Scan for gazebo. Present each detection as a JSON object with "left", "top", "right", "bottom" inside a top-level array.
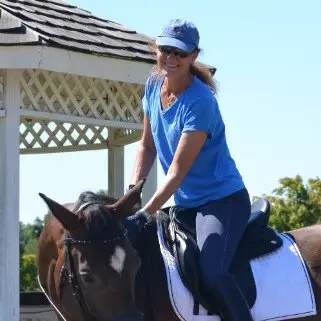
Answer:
[{"left": 0, "top": 1, "right": 158, "bottom": 319}]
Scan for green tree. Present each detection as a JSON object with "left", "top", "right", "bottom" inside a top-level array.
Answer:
[
  {"left": 32, "top": 217, "right": 44, "bottom": 238},
  {"left": 263, "top": 175, "right": 321, "bottom": 231},
  {"left": 20, "top": 222, "right": 38, "bottom": 254},
  {"left": 20, "top": 217, "right": 45, "bottom": 291},
  {"left": 20, "top": 254, "right": 39, "bottom": 291}
]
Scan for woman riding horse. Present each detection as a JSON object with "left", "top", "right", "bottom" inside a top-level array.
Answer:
[{"left": 128, "top": 18, "right": 253, "bottom": 321}]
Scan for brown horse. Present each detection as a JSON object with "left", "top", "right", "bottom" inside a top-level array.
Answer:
[{"left": 37, "top": 180, "right": 321, "bottom": 321}]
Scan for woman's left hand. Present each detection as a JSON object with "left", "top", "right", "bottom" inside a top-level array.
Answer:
[{"left": 123, "top": 209, "right": 153, "bottom": 245}]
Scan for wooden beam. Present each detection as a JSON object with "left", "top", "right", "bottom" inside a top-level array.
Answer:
[
  {"left": 0, "top": 46, "right": 153, "bottom": 85},
  {"left": 20, "top": 143, "right": 109, "bottom": 155},
  {"left": 20, "top": 109, "right": 143, "bottom": 130},
  {"left": 0, "top": 69, "right": 21, "bottom": 321}
]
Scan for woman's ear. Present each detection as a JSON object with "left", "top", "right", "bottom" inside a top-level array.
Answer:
[{"left": 191, "top": 50, "right": 199, "bottom": 62}]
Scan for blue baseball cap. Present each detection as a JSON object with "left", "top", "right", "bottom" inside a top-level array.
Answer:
[{"left": 156, "top": 19, "right": 200, "bottom": 53}]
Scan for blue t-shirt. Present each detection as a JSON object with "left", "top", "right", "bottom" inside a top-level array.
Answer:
[{"left": 143, "top": 74, "right": 245, "bottom": 207}]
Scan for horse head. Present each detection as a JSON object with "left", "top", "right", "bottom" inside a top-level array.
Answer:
[{"left": 38, "top": 180, "right": 145, "bottom": 321}]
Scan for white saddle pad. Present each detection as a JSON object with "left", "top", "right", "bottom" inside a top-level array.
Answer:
[{"left": 157, "top": 222, "right": 316, "bottom": 321}]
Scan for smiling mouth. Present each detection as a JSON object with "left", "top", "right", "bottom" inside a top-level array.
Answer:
[{"left": 165, "top": 63, "right": 179, "bottom": 68}]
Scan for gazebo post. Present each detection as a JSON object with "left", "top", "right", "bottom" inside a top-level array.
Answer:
[
  {"left": 0, "top": 69, "right": 21, "bottom": 321},
  {"left": 108, "top": 145, "right": 125, "bottom": 198}
]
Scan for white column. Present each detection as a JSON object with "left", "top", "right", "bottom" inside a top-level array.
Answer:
[
  {"left": 142, "top": 160, "right": 157, "bottom": 206},
  {"left": 108, "top": 146, "right": 124, "bottom": 198},
  {"left": 0, "top": 70, "right": 21, "bottom": 321}
]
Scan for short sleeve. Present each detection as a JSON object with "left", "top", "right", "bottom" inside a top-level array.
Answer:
[
  {"left": 182, "top": 96, "right": 218, "bottom": 135},
  {"left": 142, "top": 95, "right": 150, "bottom": 118}
]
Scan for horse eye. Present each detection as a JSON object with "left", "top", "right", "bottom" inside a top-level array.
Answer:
[{"left": 81, "top": 273, "right": 95, "bottom": 284}]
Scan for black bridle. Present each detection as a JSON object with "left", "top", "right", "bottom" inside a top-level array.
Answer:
[{"left": 59, "top": 201, "right": 129, "bottom": 321}]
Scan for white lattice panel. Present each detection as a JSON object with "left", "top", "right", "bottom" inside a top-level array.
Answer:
[
  {"left": 19, "top": 119, "right": 142, "bottom": 154},
  {"left": 20, "top": 118, "right": 110, "bottom": 154},
  {"left": 0, "top": 69, "right": 145, "bottom": 153},
  {"left": 20, "top": 70, "right": 144, "bottom": 123}
]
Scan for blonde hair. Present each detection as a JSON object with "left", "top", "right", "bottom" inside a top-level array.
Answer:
[
  {"left": 190, "top": 60, "right": 217, "bottom": 93},
  {"left": 150, "top": 42, "right": 217, "bottom": 93}
]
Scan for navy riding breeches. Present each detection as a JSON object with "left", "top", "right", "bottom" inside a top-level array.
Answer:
[{"left": 195, "top": 188, "right": 251, "bottom": 292}]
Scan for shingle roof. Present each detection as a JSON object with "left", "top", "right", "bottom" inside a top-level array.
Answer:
[
  {"left": 0, "top": 0, "right": 216, "bottom": 74},
  {"left": 0, "top": 0, "right": 156, "bottom": 63}
]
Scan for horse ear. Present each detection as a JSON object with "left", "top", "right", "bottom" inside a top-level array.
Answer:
[
  {"left": 107, "top": 179, "right": 145, "bottom": 219},
  {"left": 39, "top": 193, "right": 83, "bottom": 231}
]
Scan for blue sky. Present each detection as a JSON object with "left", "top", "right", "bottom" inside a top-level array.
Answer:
[{"left": 20, "top": 0, "right": 321, "bottom": 223}]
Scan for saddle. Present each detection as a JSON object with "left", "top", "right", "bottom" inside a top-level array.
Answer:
[{"left": 160, "top": 198, "right": 283, "bottom": 313}]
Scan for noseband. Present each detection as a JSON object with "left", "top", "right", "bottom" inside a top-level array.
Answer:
[{"left": 60, "top": 201, "right": 128, "bottom": 321}]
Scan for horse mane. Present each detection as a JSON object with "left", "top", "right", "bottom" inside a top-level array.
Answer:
[
  {"left": 75, "top": 190, "right": 118, "bottom": 208},
  {"left": 73, "top": 190, "right": 121, "bottom": 241}
]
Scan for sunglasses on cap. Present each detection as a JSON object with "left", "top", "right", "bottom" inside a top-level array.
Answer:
[{"left": 158, "top": 46, "right": 191, "bottom": 58}]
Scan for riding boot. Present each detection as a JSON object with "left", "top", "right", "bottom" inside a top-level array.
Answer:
[{"left": 209, "top": 274, "right": 254, "bottom": 321}]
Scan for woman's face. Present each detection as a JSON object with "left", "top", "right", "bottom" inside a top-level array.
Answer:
[{"left": 156, "top": 46, "right": 198, "bottom": 78}]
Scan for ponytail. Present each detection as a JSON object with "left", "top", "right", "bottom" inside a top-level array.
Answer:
[{"left": 190, "top": 61, "right": 217, "bottom": 93}]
